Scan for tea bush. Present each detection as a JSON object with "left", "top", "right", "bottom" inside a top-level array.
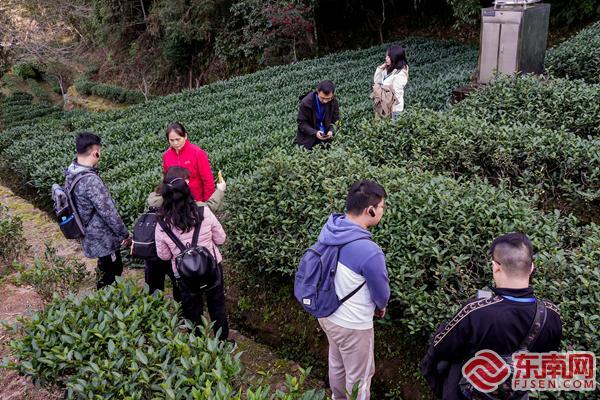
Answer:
[
  {"left": 224, "top": 149, "right": 594, "bottom": 335},
  {"left": 347, "top": 110, "right": 599, "bottom": 214},
  {"left": 74, "top": 75, "right": 146, "bottom": 104},
  {"left": 0, "top": 204, "right": 28, "bottom": 269},
  {"left": 26, "top": 78, "right": 52, "bottom": 104},
  {"left": 545, "top": 21, "right": 600, "bottom": 84},
  {"left": 3, "top": 278, "right": 327, "bottom": 399},
  {"left": 0, "top": 37, "right": 477, "bottom": 224},
  {"left": 11, "top": 60, "right": 41, "bottom": 80},
  {"left": 13, "top": 244, "right": 89, "bottom": 302},
  {"left": 452, "top": 75, "right": 600, "bottom": 138},
  {"left": 0, "top": 91, "right": 63, "bottom": 129}
]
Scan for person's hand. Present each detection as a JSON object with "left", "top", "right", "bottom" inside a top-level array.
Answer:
[
  {"left": 380, "top": 62, "right": 387, "bottom": 69},
  {"left": 217, "top": 179, "right": 226, "bottom": 192},
  {"left": 121, "top": 237, "right": 132, "bottom": 247},
  {"left": 374, "top": 308, "right": 386, "bottom": 318},
  {"left": 316, "top": 131, "right": 326, "bottom": 140},
  {"left": 326, "top": 131, "right": 334, "bottom": 139}
]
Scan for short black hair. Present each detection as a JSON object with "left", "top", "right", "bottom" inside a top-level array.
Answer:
[
  {"left": 75, "top": 132, "right": 101, "bottom": 155},
  {"left": 317, "top": 80, "right": 335, "bottom": 94},
  {"left": 489, "top": 232, "right": 534, "bottom": 278},
  {"left": 346, "top": 180, "right": 386, "bottom": 215}
]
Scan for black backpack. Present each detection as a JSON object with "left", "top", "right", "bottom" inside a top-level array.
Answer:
[
  {"left": 131, "top": 209, "right": 159, "bottom": 259},
  {"left": 157, "top": 207, "right": 219, "bottom": 291},
  {"left": 51, "top": 172, "right": 94, "bottom": 240},
  {"left": 459, "top": 299, "right": 548, "bottom": 400}
]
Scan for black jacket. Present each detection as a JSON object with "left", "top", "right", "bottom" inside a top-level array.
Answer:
[
  {"left": 420, "top": 287, "right": 562, "bottom": 400},
  {"left": 296, "top": 91, "right": 340, "bottom": 150}
]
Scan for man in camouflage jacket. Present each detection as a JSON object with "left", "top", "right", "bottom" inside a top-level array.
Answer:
[{"left": 64, "top": 132, "right": 130, "bottom": 289}]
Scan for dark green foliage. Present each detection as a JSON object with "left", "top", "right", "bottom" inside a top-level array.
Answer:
[
  {"left": 224, "top": 148, "right": 599, "bottom": 359},
  {"left": 546, "top": 20, "right": 600, "bottom": 84},
  {"left": 0, "top": 204, "right": 28, "bottom": 269},
  {"left": 42, "top": 73, "right": 63, "bottom": 94},
  {"left": 74, "top": 75, "right": 146, "bottom": 104},
  {"left": 0, "top": 37, "right": 476, "bottom": 224},
  {"left": 452, "top": 75, "right": 600, "bottom": 138},
  {"left": 11, "top": 60, "right": 41, "bottom": 80},
  {"left": 0, "top": 91, "right": 62, "bottom": 129},
  {"left": 2, "top": 278, "right": 327, "bottom": 399},
  {"left": 347, "top": 110, "right": 599, "bottom": 214},
  {"left": 12, "top": 244, "right": 89, "bottom": 302},
  {"left": 26, "top": 78, "right": 51, "bottom": 104}
]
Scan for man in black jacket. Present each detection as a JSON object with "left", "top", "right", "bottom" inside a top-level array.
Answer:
[
  {"left": 296, "top": 80, "right": 340, "bottom": 150},
  {"left": 420, "top": 232, "right": 562, "bottom": 399}
]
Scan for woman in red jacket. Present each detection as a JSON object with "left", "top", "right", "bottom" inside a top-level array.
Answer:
[{"left": 162, "top": 122, "right": 215, "bottom": 202}]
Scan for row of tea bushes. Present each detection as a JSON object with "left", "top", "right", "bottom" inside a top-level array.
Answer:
[{"left": 545, "top": 20, "right": 600, "bottom": 84}]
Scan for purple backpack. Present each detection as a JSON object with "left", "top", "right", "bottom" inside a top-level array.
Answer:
[{"left": 294, "top": 239, "right": 367, "bottom": 318}]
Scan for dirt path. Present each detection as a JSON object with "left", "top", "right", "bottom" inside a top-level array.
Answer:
[{"left": 0, "top": 183, "right": 311, "bottom": 399}]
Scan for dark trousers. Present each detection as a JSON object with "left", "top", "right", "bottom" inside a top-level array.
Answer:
[
  {"left": 97, "top": 251, "right": 123, "bottom": 289},
  {"left": 178, "top": 266, "right": 229, "bottom": 340},
  {"left": 144, "top": 258, "right": 181, "bottom": 302}
]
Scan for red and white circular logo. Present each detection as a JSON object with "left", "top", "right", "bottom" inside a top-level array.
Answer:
[{"left": 462, "top": 350, "right": 511, "bottom": 392}]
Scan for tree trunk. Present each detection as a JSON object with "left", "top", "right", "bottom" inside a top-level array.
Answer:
[
  {"left": 140, "top": 0, "right": 147, "bottom": 21},
  {"left": 292, "top": 37, "right": 297, "bottom": 62},
  {"left": 379, "top": 0, "right": 386, "bottom": 44}
]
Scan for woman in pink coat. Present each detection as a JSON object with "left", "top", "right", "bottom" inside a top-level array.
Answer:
[{"left": 155, "top": 175, "right": 228, "bottom": 339}]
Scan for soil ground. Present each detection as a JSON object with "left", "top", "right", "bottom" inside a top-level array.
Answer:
[{"left": 0, "top": 183, "right": 316, "bottom": 399}]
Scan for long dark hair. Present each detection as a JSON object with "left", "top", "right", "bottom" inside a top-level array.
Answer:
[
  {"left": 165, "top": 122, "right": 187, "bottom": 141},
  {"left": 386, "top": 45, "right": 408, "bottom": 74},
  {"left": 158, "top": 176, "right": 200, "bottom": 233},
  {"left": 155, "top": 166, "right": 191, "bottom": 194}
]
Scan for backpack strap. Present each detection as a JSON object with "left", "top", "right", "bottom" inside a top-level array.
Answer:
[
  {"left": 518, "top": 299, "right": 548, "bottom": 351},
  {"left": 190, "top": 206, "right": 204, "bottom": 248},
  {"left": 340, "top": 281, "right": 366, "bottom": 303},
  {"left": 157, "top": 219, "right": 187, "bottom": 252},
  {"left": 66, "top": 171, "right": 96, "bottom": 229}
]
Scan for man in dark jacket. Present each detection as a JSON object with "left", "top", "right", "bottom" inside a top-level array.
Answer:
[
  {"left": 296, "top": 80, "right": 340, "bottom": 150},
  {"left": 420, "top": 232, "right": 562, "bottom": 399},
  {"left": 65, "top": 132, "right": 130, "bottom": 289}
]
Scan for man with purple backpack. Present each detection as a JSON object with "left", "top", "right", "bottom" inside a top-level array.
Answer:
[{"left": 295, "top": 180, "right": 390, "bottom": 400}]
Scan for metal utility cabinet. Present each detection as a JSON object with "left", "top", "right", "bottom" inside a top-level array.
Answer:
[{"left": 478, "top": 3, "right": 550, "bottom": 83}]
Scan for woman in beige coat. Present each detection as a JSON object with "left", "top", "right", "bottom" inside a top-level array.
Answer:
[{"left": 373, "top": 45, "right": 409, "bottom": 119}]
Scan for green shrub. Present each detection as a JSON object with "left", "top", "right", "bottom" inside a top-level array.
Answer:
[
  {"left": 11, "top": 60, "right": 41, "bottom": 80},
  {"left": 0, "top": 37, "right": 476, "bottom": 224},
  {"left": 42, "top": 73, "right": 62, "bottom": 94},
  {"left": 347, "top": 110, "right": 599, "bottom": 216},
  {"left": 452, "top": 75, "right": 600, "bottom": 138},
  {"left": 1, "top": 74, "right": 19, "bottom": 92},
  {"left": 0, "top": 91, "right": 61, "bottom": 129},
  {"left": 13, "top": 244, "right": 89, "bottom": 302},
  {"left": 26, "top": 78, "right": 51, "bottom": 104},
  {"left": 224, "top": 149, "right": 590, "bottom": 335},
  {"left": 75, "top": 75, "right": 145, "bottom": 104},
  {"left": 0, "top": 204, "right": 28, "bottom": 269},
  {"left": 534, "top": 223, "right": 600, "bottom": 357},
  {"left": 545, "top": 21, "right": 600, "bottom": 84},
  {"left": 2, "top": 278, "right": 326, "bottom": 399}
]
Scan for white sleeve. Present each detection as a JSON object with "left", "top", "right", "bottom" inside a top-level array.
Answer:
[
  {"left": 373, "top": 66, "right": 384, "bottom": 84},
  {"left": 392, "top": 69, "right": 408, "bottom": 105}
]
